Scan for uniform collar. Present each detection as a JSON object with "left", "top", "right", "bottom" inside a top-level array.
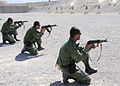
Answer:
[
  {"left": 6, "top": 21, "right": 10, "bottom": 25},
  {"left": 69, "top": 37, "right": 77, "bottom": 45},
  {"left": 32, "top": 26, "right": 37, "bottom": 31}
]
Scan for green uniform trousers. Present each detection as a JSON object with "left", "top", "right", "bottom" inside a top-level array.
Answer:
[
  {"left": 2, "top": 33, "right": 15, "bottom": 43},
  {"left": 61, "top": 55, "right": 91, "bottom": 85}
]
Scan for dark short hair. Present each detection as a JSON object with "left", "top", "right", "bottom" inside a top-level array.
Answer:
[
  {"left": 7, "top": 18, "right": 13, "bottom": 22},
  {"left": 70, "top": 26, "right": 81, "bottom": 38},
  {"left": 34, "top": 21, "right": 40, "bottom": 27}
]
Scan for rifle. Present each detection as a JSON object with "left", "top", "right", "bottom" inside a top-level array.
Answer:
[
  {"left": 14, "top": 20, "right": 28, "bottom": 25},
  {"left": 41, "top": 24, "right": 58, "bottom": 37},
  {"left": 14, "top": 20, "right": 28, "bottom": 29},
  {"left": 87, "top": 39, "right": 108, "bottom": 47},
  {"left": 87, "top": 39, "right": 108, "bottom": 62}
]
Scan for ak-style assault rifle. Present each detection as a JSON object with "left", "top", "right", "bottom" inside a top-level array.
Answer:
[
  {"left": 87, "top": 39, "right": 108, "bottom": 47},
  {"left": 14, "top": 20, "right": 28, "bottom": 29},
  {"left": 14, "top": 20, "right": 28, "bottom": 25},
  {"left": 41, "top": 24, "right": 58, "bottom": 37},
  {"left": 87, "top": 39, "right": 108, "bottom": 62}
]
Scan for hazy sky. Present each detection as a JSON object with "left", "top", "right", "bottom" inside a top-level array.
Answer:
[{"left": 2, "top": 0, "right": 51, "bottom": 3}]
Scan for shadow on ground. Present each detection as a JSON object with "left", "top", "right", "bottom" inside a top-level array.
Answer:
[
  {"left": 0, "top": 43, "right": 11, "bottom": 47},
  {"left": 50, "top": 81, "right": 89, "bottom": 86},
  {"left": 15, "top": 53, "right": 44, "bottom": 61}
]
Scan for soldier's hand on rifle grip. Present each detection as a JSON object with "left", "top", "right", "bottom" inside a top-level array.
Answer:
[
  {"left": 21, "top": 22, "right": 24, "bottom": 25},
  {"left": 85, "top": 44, "right": 91, "bottom": 51},
  {"left": 90, "top": 44, "right": 96, "bottom": 49},
  {"left": 50, "top": 26, "right": 52, "bottom": 29},
  {"left": 41, "top": 28, "right": 46, "bottom": 33},
  {"left": 14, "top": 24, "right": 17, "bottom": 27}
]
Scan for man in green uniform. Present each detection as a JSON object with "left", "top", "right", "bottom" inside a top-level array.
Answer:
[
  {"left": 56, "top": 27, "right": 97, "bottom": 85},
  {"left": 1, "top": 18, "right": 22, "bottom": 44},
  {"left": 21, "top": 21, "right": 46, "bottom": 55}
]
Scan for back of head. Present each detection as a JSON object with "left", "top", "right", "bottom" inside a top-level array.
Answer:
[
  {"left": 34, "top": 21, "right": 40, "bottom": 27},
  {"left": 7, "top": 18, "right": 13, "bottom": 23},
  {"left": 70, "top": 26, "right": 81, "bottom": 38}
]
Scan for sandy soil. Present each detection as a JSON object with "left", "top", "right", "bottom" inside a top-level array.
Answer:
[{"left": 0, "top": 12, "right": 120, "bottom": 86}]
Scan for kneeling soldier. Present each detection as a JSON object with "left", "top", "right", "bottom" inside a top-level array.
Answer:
[
  {"left": 56, "top": 27, "right": 97, "bottom": 85},
  {"left": 1, "top": 18, "right": 22, "bottom": 44},
  {"left": 21, "top": 21, "right": 46, "bottom": 55}
]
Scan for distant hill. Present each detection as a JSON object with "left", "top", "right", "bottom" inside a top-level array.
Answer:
[
  {"left": 0, "top": 0, "right": 120, "bottom": 13},
  {"left": 25, "top": 0, "right": 120, "bottom": 13},
  {"left": 0, "top": 1, "right": 8, "bottom": 5}
]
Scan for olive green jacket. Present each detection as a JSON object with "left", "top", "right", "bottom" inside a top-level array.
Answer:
[
  {"left": 56, "top": 37, "right": 88, "bottom": 66},
  {"left": 24, "top": 26, "right": 43, "bottom": 43},
  {"left": 1, "top": 21, "right": 20, "bottom": 34}
]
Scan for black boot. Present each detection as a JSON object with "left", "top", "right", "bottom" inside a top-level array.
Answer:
[
  {"left": 83, "top": 55, "right": 97, "bottom": 75},
  {"left": 85, "top": 63, "right": 97, "bottom": 75},
  {"left": 14, "top": 35, "right": 20, "bottom": 41},
  {"left": 37, "top": 44, "right": 44, "bottom": 51},
  {"left": 62, "top": 73, "right": 69, "bottom": 85},
  {"left": 85, "top": 68, "right": 97, "bottom": 75}
]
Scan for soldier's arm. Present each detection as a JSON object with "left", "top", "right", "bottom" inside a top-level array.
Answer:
[
  {"left": 77, "top": 46, "right": 84, "bottom": 52},
  {"left": 14, "top": 26, "right": 20, "bottom": 29},
  {"left": 33, "top": 31, "right": 44, "bottom": 40},
  {"left": 4, "top": 23, "right": 12, "bottom": 33},
  {"left": 70, "top": 46, "right": 88, "bottom": 63},
  {"left": 37, "top": 31, "right": 44, "bottom": 37},
  {"left": 13, "top": 24, "right": 21, "bottom": 29}
]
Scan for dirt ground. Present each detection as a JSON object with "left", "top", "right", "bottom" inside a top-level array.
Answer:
[{"left": 0, "top": 13, "right": 120, "bottom": 86}]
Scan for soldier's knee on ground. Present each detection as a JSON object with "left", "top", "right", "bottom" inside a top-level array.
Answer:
[
  {"left": 8, "top": 35, "right": 16, "bottom": 43},
  {"left": 77, "top": 76, "right": 91, "bottom": 85},
  {"left": 70, "top": 69, "right": 91, "bottom": 85},
  {"left": 2, "top": 34, "right": 15, "bottom": 44},
  {"left": 9, "top": 39, "right": 15, "bottom": 43},
  {"left": 29, "top": 49, "right": 38, "bottom": 55},
  {"left": 8, "top": 38, "right": 16, "bottom": 44},
  {"left": 9, "top": 41, "right": 16, "bottom": 44},
  {"left": 83, "top": 77, "right": 91, "bottom": 85}
]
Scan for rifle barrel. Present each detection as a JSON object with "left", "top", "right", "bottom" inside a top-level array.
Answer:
[
  {"left": 14, "top": 21, "right": 28, "bottom": 24},
  {"left": 41, "top": 24, "right": 58, "bottom": 28}
]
